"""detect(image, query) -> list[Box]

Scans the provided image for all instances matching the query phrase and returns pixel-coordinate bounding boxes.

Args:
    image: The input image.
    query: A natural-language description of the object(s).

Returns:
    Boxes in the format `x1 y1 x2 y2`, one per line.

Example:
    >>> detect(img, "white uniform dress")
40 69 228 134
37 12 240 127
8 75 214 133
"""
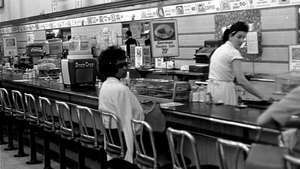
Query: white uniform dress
98 77 144 162
207 41 243 105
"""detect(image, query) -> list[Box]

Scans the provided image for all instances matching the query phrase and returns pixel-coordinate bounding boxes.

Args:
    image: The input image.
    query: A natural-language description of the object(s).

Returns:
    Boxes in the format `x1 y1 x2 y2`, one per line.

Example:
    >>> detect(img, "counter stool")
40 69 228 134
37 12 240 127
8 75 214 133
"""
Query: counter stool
55 100 79 169
99 110 125 159
39 96 56 169
166 127 219 169
76 105 106 169
284 154 300 169
11 90 28 157
0 88 17 150
0 93 7 145
216 138 250 169
24 93 42 164
131 119 171 169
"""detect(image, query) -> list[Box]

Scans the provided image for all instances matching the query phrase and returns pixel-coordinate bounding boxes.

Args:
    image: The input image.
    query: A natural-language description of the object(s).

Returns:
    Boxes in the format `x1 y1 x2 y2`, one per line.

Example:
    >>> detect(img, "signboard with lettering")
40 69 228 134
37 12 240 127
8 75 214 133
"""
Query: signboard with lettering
3 37 18 56
289 45 300 71
150 19 179 57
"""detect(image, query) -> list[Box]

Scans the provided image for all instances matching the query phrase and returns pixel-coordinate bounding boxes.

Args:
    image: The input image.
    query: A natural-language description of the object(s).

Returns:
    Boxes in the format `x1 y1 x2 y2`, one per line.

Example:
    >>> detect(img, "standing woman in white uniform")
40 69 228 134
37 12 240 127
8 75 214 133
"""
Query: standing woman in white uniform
207 21 266 105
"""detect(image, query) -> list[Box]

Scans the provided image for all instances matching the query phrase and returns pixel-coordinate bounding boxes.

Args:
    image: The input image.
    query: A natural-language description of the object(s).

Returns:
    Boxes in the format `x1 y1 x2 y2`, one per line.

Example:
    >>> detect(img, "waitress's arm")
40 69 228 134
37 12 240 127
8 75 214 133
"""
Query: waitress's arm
232 59 265 100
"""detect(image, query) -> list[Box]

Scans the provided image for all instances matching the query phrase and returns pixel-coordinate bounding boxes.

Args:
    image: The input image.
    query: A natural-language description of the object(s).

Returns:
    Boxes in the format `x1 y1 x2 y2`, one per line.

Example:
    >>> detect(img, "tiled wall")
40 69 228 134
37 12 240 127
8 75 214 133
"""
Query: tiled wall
174 6 298 75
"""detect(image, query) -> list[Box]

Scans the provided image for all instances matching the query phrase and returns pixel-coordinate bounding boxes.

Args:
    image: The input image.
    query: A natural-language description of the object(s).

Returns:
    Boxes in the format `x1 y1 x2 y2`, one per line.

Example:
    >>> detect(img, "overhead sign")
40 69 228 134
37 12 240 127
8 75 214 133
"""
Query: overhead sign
150 19 179 57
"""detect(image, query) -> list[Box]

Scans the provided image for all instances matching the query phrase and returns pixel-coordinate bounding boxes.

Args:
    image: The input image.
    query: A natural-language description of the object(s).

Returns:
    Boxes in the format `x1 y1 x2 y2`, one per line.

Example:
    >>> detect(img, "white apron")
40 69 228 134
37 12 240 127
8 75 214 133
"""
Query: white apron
207 79 238 106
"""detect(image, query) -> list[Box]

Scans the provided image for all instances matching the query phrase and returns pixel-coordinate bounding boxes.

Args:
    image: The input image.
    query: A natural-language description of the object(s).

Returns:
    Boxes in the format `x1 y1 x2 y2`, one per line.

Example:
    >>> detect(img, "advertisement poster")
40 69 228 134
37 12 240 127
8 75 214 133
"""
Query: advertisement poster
150 19 179 57
3 37 17 56
197 0 219 14
135 46 143 68
289 45 300 71
246 32 259 54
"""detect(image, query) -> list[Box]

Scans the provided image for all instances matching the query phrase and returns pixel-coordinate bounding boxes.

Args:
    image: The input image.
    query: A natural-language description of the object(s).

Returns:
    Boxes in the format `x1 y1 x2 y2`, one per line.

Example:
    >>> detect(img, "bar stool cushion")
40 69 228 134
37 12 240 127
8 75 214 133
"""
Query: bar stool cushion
79 129 104 148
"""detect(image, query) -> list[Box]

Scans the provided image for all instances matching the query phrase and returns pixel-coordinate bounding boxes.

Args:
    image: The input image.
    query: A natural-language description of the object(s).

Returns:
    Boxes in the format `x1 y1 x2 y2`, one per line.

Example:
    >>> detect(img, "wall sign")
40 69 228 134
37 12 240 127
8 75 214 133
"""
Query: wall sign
289 45 300 71
3 37 17 56
150 19 179 57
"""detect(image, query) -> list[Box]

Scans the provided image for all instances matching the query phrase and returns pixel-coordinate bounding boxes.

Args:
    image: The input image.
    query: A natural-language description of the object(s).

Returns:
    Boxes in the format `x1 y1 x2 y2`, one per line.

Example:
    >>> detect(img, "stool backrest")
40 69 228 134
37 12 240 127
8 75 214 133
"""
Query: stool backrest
131 119 158 169
217 138 250 169
38 96 55 131
166 127 200 169
99 110 125 159
55 100 74 138
0 88 12 113
11 90 26 118
284 154 300 169
76 105 98 147
24 93 40 124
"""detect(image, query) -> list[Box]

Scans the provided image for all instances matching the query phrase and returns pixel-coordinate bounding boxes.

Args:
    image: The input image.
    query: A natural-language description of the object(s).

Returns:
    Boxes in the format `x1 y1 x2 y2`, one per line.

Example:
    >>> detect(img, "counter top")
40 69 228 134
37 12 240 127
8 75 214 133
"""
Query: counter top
0 75 280 144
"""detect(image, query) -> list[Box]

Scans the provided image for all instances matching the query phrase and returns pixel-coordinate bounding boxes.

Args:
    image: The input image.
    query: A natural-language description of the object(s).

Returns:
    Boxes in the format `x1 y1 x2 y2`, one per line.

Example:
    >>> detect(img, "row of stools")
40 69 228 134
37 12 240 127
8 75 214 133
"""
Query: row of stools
0 88 107 169
2 88 300 169
0 87 246 169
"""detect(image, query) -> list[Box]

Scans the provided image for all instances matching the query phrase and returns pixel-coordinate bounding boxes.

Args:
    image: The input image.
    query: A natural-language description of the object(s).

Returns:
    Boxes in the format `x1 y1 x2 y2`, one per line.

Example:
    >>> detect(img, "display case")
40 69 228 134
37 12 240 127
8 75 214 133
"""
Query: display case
275 71 300 94
131 78 190 102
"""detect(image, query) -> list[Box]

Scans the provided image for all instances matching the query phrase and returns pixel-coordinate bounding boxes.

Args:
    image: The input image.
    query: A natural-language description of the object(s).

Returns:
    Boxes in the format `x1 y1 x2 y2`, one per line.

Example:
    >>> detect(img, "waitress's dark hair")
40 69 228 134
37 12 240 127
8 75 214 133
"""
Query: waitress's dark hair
126 30 132 37
222 21 249 43
97 46 126 81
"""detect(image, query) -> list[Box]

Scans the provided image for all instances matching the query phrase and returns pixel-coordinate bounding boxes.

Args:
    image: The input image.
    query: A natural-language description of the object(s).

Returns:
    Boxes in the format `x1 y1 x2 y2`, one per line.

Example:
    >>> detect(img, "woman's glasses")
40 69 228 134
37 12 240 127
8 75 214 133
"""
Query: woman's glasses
116 62 129 68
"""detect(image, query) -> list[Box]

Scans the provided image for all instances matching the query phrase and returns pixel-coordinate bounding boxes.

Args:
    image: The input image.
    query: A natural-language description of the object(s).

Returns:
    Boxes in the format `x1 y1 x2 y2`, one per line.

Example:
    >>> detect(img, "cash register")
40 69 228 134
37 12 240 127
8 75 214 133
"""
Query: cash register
61 52 97 88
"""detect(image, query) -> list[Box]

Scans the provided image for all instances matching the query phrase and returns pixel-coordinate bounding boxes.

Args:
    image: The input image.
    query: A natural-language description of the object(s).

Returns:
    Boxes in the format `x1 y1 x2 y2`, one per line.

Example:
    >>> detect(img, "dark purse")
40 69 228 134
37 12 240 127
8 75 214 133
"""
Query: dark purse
245 127 289 169
141 101 166 132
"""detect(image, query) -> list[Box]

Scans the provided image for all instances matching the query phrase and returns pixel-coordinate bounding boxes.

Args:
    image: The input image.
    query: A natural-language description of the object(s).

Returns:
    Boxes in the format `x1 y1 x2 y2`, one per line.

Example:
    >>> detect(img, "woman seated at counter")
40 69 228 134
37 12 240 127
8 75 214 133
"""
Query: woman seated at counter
207 21 267 105
97 46 144 162
97 46 169 163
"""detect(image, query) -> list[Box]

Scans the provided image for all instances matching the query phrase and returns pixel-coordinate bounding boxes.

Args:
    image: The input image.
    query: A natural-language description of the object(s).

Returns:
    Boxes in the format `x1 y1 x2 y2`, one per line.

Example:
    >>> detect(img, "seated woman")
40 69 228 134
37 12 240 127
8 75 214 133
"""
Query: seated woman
97 46 169 162
97 46 144 162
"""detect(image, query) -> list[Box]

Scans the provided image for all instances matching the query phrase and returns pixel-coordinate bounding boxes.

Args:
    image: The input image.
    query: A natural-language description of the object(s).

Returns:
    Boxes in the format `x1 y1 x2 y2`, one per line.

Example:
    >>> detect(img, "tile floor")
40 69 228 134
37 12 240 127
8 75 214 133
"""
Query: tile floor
0 144 60 169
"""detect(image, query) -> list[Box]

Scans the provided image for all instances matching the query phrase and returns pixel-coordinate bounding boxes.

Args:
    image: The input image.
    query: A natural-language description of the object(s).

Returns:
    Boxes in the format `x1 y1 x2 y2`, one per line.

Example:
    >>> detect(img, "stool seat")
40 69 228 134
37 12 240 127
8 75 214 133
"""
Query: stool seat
79 134 104 149
217 138 250 169
24 93 43 164
38 96 56 169
99 110 126 159
76 105 106 169
0 88 17 151
166 127 219 169
11 90 28 158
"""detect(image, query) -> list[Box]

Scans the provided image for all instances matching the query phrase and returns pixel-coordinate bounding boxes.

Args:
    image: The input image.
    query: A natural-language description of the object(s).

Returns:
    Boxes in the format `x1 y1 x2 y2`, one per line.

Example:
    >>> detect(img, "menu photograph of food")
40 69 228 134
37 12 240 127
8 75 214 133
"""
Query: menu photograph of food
150 19 179 57
153 23 175 41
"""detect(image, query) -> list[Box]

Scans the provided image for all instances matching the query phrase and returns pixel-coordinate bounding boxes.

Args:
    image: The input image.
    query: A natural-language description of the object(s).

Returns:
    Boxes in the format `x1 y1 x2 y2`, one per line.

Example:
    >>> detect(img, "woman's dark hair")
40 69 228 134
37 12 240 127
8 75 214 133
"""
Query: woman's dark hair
97 46 126 81
222 21 249 43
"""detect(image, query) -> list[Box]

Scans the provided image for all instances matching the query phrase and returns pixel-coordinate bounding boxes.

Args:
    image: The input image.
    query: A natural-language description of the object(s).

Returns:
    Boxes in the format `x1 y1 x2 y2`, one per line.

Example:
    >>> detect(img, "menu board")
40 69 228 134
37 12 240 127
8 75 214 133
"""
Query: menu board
3 37 18 56
289 45 300 71
150 19 179 57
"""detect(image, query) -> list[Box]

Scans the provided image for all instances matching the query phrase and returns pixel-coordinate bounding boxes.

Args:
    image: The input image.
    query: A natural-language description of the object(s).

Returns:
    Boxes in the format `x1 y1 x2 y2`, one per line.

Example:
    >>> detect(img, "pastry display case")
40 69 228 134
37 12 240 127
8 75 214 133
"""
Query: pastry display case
131 78 190 102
